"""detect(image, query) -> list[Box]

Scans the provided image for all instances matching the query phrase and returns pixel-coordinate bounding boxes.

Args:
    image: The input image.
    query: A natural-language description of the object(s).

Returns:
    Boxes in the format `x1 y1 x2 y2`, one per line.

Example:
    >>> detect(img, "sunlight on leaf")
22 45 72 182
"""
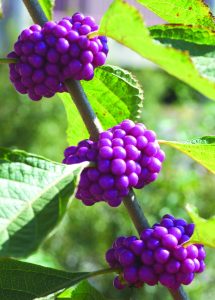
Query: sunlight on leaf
38 0 55 20
186 204 215 247
160 136 215 173
99 0 215 100
137 0 215 28
149 24 215 46
57 280 107 299
0 148 88 257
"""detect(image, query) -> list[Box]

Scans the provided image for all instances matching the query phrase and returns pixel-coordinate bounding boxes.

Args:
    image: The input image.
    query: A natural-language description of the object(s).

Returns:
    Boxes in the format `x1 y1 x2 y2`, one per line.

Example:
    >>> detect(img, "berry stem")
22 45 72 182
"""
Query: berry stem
124 190 150 234
22 2 189 300
169 286 189 300
86 267 119 279
0 58 17 64
22 0 47 25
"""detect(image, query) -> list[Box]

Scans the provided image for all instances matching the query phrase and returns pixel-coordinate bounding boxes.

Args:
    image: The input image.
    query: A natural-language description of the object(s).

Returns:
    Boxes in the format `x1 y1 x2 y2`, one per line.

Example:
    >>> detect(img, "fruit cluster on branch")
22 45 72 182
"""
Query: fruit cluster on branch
8 12 108 100
63 119 165 207
106 214 206 290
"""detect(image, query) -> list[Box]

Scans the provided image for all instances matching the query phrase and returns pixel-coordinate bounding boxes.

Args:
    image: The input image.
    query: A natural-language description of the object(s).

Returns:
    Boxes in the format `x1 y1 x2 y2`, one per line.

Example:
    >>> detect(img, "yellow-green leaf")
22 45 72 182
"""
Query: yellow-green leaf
38 0 55 20
159 136 215 173
136 0 215 28
149 24 215 46
186 204 215 247
99 0 215 100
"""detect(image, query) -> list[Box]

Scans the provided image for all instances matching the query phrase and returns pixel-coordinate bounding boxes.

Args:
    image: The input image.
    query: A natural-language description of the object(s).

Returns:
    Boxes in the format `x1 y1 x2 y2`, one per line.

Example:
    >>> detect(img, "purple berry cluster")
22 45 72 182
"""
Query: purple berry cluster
63 119 165 207
8 12 108 101
105 215 206 290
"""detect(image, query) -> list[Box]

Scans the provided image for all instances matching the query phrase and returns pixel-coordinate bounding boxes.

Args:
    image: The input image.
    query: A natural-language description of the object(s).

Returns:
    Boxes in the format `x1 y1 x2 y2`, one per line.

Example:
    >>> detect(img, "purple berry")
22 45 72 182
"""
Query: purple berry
147 237 160 250
99 174 114 190
123 266 138 283
152 226 168 239
123 236 138 248
187 245 198 259
162 234 178 249
166 259 181 273
113 236 126 248
119 250 135 267
129 240 145 255
161 218 174 228
113 276 126 290
173 247 187 261
141 249 154 265
139 266 158 285
198 246 206 260
154 248 170 264
111 159 126 175
185 223 195 237
168 227 182 240
181 258 195 273
159 273 179 289
176 272 194 285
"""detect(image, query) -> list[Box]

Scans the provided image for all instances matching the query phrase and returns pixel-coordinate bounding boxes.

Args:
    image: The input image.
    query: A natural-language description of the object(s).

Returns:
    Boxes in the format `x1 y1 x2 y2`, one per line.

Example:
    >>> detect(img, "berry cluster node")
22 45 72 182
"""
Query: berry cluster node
105 215 206 290
63 119 165 207
8 12 108 100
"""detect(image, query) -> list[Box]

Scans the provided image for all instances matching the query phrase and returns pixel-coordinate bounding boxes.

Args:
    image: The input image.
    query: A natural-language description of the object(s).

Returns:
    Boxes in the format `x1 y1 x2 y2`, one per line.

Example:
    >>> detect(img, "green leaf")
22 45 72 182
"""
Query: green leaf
58 280 107 299
149 24 215 46
0 148 88 257
0 258 89 300
186 204 215 247
59 93 88 146
160 136 215 173
38 0 55 20
136 0 215 28
99 0 215 100
59 65 144 145
151 36 215 84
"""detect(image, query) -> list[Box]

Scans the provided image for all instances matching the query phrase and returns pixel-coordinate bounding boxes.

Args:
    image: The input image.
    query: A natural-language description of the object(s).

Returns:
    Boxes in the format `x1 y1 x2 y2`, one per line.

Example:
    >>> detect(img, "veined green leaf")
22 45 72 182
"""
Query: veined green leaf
99 0 215 100
59 65 144 145
38 0 55 20
149 24 215 46
151 36 215 84
136 0 215 28
0 258 89 300
0 148 88 257
186 204 215 247
57 280 107 299
159 136 215 173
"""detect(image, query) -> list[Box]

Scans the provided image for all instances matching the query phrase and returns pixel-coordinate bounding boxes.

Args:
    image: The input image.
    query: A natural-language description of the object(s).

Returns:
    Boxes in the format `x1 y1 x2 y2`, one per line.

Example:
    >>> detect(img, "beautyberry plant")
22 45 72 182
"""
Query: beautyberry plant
0 1 214 300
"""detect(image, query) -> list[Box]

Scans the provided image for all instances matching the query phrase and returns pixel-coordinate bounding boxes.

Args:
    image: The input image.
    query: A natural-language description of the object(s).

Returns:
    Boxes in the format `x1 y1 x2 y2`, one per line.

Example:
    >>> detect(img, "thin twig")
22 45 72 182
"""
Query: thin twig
21 2 189 299
123 190 149 234
0 58 17 64
22 0 47 25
